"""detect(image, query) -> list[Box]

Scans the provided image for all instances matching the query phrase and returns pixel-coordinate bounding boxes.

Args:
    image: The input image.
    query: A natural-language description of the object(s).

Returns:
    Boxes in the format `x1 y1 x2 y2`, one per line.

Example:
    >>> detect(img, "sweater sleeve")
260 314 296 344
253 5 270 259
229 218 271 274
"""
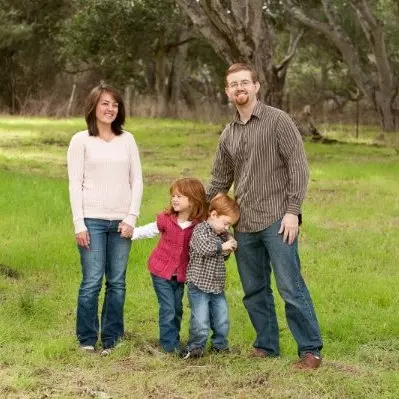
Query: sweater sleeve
67 133 87 234
123 133 144 227
132 222 159 240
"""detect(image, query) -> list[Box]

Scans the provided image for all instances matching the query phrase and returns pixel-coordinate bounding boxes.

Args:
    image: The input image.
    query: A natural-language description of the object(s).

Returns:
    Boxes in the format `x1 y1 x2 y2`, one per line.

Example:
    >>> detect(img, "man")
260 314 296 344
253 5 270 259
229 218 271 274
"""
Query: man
207 63 323 369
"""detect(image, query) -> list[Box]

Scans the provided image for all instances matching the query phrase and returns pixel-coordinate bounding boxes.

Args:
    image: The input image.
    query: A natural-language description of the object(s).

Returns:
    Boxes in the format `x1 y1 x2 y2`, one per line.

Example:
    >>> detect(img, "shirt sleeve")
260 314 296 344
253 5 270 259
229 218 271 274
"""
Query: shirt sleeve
123 133 144 228
132 222 159 240
67 133 87 234
190 225 222 256
276 113 309 215
207 128 234 201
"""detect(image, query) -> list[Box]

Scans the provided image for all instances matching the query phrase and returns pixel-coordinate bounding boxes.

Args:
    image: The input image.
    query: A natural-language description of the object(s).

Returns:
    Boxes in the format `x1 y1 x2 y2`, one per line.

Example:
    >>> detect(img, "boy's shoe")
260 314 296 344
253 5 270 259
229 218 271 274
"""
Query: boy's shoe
210 346 231 354
179 347 204 359
79 345 95 353
100 347 113 356
293 353 322 370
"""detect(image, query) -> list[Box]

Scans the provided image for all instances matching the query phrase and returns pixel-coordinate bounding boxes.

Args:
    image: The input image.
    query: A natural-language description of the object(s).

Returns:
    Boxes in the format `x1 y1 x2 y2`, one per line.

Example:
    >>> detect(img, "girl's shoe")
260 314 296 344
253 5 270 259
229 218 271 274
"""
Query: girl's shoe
100 341 124 356
79 345 95 353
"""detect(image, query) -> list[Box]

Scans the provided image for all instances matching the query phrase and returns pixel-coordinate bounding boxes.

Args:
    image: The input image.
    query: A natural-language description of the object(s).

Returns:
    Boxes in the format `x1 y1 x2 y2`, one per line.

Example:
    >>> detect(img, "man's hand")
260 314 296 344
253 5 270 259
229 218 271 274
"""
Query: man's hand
278 213 299 245
76 231 90 249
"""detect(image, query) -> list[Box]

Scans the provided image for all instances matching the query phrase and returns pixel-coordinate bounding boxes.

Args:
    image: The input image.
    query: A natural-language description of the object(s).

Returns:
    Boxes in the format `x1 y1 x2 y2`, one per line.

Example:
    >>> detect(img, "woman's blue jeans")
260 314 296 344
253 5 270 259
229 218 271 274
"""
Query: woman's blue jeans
76 218 132 349
151 274 184 352
187 283 229 351
234 219 323 357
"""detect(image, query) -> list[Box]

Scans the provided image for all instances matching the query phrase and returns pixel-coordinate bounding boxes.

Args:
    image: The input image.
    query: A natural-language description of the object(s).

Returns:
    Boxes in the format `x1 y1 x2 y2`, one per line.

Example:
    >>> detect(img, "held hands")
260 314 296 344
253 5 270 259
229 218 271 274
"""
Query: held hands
75 222 133 249
278 213 299 245
75 231 90 249
118 222 134 239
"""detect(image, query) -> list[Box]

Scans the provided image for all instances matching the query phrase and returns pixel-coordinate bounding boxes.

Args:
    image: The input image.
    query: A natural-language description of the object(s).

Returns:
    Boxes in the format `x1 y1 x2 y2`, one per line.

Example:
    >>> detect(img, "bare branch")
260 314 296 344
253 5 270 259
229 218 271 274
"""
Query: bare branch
350 0 393 90
165 37 195 53
275 29 304 72
284 0 372 100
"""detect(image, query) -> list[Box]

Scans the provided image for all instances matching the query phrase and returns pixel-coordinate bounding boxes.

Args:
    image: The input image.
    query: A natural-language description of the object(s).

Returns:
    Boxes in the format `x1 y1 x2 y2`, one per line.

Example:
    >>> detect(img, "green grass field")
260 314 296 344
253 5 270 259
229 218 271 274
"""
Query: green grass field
0 117 398 398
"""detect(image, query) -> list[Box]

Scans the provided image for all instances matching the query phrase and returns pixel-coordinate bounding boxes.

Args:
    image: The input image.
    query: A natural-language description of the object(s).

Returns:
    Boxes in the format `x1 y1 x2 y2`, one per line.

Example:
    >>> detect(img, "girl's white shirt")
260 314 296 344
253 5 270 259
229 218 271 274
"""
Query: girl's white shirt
132 220 192 240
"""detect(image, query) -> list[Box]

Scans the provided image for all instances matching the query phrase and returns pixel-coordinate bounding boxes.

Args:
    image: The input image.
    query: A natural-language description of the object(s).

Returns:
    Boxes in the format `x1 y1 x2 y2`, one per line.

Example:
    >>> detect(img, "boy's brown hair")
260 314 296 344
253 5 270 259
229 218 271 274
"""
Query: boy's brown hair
225 63 258 86
85 83 125 136
209 193 240 224
167 178 208 222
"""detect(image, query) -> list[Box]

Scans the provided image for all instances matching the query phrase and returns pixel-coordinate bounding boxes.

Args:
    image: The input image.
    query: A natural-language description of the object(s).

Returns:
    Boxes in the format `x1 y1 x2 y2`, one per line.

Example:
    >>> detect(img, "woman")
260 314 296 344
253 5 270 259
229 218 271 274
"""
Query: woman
67 83 143 355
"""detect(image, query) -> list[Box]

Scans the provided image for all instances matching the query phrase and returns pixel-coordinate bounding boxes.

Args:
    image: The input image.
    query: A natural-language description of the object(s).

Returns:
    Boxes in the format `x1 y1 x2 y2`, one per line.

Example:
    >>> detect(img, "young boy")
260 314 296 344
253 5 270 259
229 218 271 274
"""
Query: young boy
180 194 240 358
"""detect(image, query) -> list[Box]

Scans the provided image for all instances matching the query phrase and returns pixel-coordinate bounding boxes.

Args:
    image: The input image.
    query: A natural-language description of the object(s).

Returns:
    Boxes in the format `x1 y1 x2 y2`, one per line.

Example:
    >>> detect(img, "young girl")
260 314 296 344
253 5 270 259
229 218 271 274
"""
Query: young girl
132 178 208 353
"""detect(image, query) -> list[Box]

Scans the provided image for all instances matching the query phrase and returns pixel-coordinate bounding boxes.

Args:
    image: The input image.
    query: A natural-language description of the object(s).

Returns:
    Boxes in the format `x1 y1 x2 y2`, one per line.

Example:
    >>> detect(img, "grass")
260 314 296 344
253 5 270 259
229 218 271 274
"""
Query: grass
0 117 398 398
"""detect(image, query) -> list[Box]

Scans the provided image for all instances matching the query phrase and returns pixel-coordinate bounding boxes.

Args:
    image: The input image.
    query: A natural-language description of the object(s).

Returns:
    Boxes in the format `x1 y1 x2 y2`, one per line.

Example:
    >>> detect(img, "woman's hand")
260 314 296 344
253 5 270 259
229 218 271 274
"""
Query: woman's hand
76 231 90 249
118 222 133 239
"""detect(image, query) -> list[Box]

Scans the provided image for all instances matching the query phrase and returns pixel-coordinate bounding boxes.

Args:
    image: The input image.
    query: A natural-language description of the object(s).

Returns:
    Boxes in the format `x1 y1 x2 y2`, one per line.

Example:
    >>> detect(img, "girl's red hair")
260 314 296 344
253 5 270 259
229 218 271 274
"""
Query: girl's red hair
166 178 208 222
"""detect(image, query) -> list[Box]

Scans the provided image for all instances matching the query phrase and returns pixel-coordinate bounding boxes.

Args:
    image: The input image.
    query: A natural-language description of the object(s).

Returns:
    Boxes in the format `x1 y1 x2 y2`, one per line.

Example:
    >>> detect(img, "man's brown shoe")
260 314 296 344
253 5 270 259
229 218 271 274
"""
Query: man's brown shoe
294 353 322 370
250 348 270 358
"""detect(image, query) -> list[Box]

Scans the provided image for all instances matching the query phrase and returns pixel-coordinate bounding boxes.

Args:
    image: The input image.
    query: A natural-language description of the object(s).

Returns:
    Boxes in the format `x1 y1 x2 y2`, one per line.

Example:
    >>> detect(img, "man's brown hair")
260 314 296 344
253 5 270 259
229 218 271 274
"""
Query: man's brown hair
225 63 258 86
209 194 240 224
167 178 208 222
84 83 125 136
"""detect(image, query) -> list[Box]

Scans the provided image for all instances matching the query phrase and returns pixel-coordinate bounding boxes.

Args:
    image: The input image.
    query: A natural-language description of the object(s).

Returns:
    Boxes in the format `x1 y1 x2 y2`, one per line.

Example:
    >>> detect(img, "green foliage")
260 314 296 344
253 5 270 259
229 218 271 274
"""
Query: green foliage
60 0 185 88
0 0 72 112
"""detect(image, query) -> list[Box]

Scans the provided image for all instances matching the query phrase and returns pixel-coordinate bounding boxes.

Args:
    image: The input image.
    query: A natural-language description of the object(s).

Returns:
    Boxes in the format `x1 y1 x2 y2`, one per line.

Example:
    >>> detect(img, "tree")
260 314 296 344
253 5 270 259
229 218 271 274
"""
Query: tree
0 0 71 113
284 0 399 133
60 0 197 116
175 0 303 109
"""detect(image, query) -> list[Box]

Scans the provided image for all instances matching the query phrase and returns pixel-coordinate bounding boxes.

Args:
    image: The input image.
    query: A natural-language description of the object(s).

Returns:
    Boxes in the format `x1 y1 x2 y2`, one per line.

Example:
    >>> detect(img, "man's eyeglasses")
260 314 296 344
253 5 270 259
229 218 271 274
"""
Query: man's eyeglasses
227 80 253 89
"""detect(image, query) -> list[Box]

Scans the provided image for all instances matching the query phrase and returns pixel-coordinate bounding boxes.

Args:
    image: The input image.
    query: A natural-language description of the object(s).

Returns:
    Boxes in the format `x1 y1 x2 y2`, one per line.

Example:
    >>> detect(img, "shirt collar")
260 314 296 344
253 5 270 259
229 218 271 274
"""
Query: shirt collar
233 101 262 124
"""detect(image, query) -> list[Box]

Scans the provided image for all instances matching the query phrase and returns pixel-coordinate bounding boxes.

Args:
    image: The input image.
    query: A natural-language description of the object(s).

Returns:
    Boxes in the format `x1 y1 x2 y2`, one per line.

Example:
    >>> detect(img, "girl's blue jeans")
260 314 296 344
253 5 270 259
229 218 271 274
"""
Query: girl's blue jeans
151 274 184 352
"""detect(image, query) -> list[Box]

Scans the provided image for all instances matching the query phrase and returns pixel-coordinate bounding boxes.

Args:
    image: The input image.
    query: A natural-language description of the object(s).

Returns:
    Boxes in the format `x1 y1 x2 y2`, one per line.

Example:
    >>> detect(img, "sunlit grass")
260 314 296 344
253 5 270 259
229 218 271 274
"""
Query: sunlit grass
0 117 398 398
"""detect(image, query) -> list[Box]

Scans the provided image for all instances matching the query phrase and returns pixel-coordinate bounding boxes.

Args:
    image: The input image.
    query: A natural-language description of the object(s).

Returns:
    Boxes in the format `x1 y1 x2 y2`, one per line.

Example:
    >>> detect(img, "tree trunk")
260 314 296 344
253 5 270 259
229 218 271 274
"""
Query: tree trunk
375 91 396 132
167 22 190 117
264 66 286 109
154 43 168 117
285 0 398 134
176 0 302 109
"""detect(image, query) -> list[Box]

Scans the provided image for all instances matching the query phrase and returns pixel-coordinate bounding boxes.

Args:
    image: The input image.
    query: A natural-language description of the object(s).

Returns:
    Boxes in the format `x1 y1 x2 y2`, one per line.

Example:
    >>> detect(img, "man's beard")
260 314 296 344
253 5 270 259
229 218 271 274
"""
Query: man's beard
234 91 249 105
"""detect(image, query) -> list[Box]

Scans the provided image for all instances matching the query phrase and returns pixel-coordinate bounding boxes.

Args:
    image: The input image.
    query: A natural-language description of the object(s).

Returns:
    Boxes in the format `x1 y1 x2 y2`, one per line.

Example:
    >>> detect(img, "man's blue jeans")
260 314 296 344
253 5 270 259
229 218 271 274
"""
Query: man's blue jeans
151 274 184 352
77 218 132 349
234 219 323 357
187 283 229 351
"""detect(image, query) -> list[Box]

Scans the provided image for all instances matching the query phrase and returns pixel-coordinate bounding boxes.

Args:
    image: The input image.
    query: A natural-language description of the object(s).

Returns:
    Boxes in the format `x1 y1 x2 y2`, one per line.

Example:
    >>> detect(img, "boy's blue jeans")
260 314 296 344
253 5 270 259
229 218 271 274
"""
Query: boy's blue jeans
76 218 131 349
187 283 229 351
234 219 323 357
151 274 184 352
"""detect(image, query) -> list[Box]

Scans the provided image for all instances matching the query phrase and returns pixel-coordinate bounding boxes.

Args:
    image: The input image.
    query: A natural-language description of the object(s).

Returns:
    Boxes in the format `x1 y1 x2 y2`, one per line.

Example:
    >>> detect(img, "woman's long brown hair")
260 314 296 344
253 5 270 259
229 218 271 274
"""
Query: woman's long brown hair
84 83 125 136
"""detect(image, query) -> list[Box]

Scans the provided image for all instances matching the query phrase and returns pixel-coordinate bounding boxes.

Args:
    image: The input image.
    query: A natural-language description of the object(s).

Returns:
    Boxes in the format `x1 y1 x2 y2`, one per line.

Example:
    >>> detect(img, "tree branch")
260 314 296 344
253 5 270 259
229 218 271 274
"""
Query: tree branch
165 37 195 53
275 29 304 72
350 0 393 91
284 0 373 101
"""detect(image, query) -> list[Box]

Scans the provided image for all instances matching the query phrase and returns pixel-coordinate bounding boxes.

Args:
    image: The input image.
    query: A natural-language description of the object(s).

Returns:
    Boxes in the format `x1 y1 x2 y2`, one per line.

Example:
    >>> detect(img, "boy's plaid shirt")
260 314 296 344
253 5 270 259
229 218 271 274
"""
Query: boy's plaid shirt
186 221 229 294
